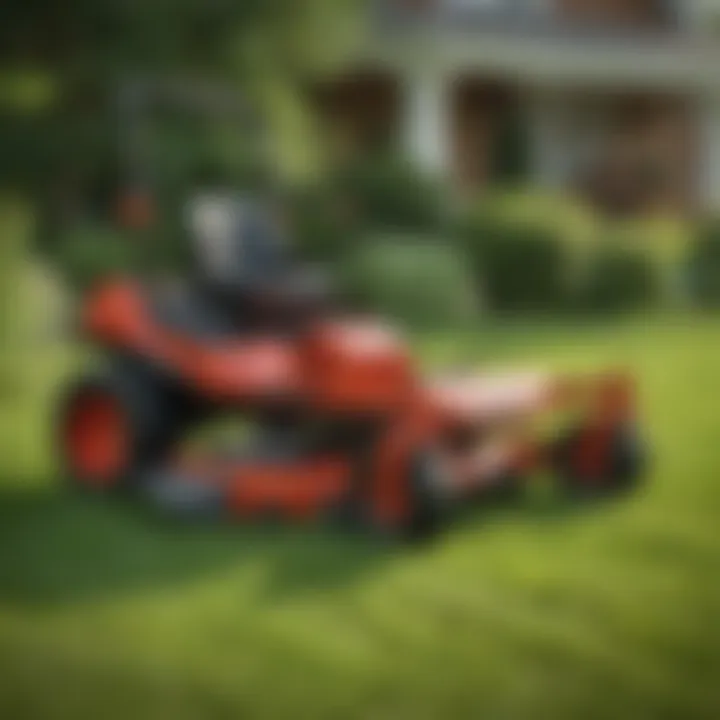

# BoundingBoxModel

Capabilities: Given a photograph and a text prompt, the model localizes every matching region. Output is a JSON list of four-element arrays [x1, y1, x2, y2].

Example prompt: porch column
[[678, 0, 716, 32], [402, 69, 451, 177], [698, 95, 720, 212]]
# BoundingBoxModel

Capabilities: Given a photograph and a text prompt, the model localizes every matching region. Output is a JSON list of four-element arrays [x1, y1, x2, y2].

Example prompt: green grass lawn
[[1, 317, 720, 719]]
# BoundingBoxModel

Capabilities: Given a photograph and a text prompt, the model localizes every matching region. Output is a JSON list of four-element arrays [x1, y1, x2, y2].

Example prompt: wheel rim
[[64, 391, 130, 486], [572, 426, 614, 482]]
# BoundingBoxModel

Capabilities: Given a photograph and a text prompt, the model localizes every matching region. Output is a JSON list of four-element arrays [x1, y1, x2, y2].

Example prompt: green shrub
[[687, 223, 720, 308], [600, 216, 693, 306], [289, 154, 443, 263], [458, 194, 688, 314], [475, 190, 598, 248], [289, 188, 359, 263], [575, 248, 660, 314], [344, 236, 479, 329], [0, 199, 32, 398], [54, 225, 140, 291], [459, 213, 568, 313], [334, 154, 443, 233]]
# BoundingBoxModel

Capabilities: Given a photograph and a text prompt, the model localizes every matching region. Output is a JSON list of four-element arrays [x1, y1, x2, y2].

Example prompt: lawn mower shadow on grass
[[0, 478, 399, 606], [57, 196, 647, 542], [0, 470, 643, 609]]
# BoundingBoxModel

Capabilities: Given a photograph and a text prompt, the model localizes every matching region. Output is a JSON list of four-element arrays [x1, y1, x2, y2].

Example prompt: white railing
[[366, 1, 720, 90], [376, 0, 690, 38]]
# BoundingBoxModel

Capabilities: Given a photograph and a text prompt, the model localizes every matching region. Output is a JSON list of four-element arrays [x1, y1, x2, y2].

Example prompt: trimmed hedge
[[458, 193, 686, 315], [333, 154, 444, 234], [344, 236, 479, 329], [459, 213, 569, 313], [687, 223, 720, 308], [289, 188, 359, 263], [575, 248, 660, 314], [289, 154, 445, 265], [54, 225, 140, 290]]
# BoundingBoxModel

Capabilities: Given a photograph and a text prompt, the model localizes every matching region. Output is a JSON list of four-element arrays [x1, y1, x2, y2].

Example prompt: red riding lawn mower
[[58, 196, 646, 539]]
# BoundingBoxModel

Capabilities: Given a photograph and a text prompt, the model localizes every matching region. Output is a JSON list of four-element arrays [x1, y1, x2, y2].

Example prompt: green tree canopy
[[0, 0, 360, 201]]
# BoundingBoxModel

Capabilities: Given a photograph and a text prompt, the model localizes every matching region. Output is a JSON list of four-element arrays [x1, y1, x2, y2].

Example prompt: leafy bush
[[0, 199, 32, 397], [602, 216, 693, 306], [687, 222, 720, 308], [459, 212, 569, 313], [575, 248, 660, 314], [333, 154, 443, 233], [459, 192, 693, 314], [477, 190, 598, 248], [344, 236, 479, 329], [0, 200, 30, 337], [54, 225, 140, 291], [289, 187, 359, 263], [288, 155, 443, 263]]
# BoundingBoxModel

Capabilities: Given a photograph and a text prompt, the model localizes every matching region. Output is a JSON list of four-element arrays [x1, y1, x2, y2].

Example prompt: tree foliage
[[0, 0, 359, 200]]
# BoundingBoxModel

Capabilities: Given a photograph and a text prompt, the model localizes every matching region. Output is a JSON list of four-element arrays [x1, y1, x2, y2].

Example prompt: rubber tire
[[58, 360, 189, 492], [404, 449, 453, 542], [551, 422, 646, 498]]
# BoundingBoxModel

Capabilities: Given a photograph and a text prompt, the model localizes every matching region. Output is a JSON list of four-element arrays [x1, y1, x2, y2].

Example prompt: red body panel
[[84, 280, 303, 402], [174, 453, 352, 519], [303, 321, 415, 414], [83, 281, 416, 411], [225, 459, 351, 519], [428, 372, 555, 428]]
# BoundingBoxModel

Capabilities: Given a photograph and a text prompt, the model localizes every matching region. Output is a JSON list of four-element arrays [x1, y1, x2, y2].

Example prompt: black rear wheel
[[404, 449, 454, 541], [59, 359, 193, 492]]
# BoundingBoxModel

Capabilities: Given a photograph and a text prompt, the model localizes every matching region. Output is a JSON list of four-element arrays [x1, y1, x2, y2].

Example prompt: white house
[[314, 0, 720, 214]]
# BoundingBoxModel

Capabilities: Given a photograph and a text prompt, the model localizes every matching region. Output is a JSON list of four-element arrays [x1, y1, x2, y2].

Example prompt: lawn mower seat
[[146, 281, 241, 340], [144, 194, 331, 340], [147, 264, 333, 341], [177, 193, 333, 335]]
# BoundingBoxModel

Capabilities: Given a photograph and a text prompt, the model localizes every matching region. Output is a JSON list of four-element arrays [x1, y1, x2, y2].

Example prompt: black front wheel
[[551, 422, 647, 498]]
